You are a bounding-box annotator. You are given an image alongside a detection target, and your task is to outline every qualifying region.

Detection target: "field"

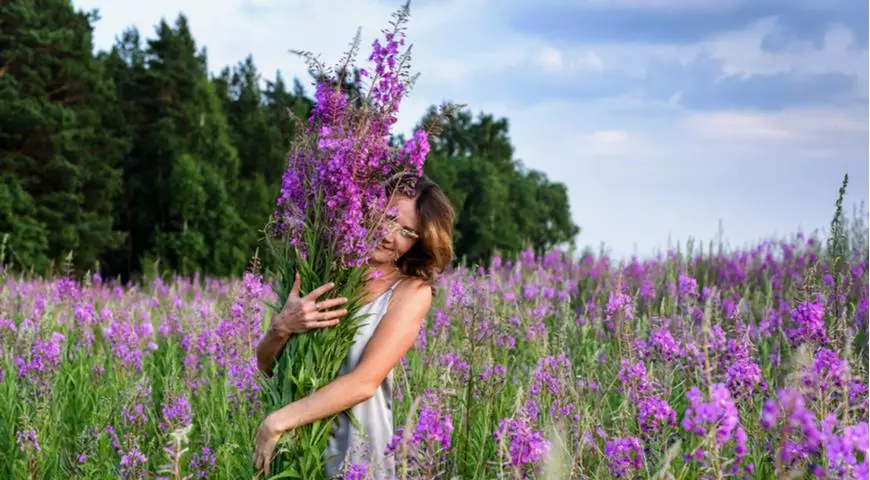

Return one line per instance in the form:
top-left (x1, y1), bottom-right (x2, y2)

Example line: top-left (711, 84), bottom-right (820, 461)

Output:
top-left (1, 233), bottom-right (868, 479)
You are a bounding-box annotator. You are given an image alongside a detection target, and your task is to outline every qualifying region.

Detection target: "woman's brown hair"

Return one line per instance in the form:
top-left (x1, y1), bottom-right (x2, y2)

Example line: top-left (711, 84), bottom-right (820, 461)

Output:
top-left (386, 174), bottom-right (454, 286)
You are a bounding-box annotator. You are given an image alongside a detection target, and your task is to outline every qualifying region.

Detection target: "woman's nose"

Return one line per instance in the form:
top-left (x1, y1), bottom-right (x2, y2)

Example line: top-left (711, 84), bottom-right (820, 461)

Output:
top-left (382, 229), bottom-right (396, 244)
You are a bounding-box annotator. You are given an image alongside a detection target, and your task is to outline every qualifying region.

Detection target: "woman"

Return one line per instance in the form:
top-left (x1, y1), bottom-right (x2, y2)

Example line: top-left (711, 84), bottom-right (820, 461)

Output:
top-left (252, 175), bottom-right (454, 478)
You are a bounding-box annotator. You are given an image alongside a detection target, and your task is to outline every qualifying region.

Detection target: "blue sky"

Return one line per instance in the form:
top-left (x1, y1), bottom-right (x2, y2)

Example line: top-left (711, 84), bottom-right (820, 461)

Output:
top-left (74, 0), bottom-right (869, 260)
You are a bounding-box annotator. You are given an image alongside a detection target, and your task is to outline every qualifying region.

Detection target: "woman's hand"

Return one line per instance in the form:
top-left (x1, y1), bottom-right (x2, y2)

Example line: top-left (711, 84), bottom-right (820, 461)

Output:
top-left (252, 413), bottom-right (284, 477)
top-left (256, 273), bottom-right (347, 375)
top-left (267, 272), bottom-right (348, 338)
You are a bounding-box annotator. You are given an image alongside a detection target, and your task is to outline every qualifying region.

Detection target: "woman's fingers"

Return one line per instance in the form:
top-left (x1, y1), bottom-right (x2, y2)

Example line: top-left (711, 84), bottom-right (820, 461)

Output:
top-left (304, 281), bottom-right (335, 301)
top-left (307, 318), bottom-right (341, 329)
top-left (316, 308), bottom-right (348, 321)
top-left (304, 308), bottom-right (346, 325)
top-left (289, 271), bottom-right (301, 297)
top-left (314, 297), bottom-right (348, 311)
top-left (252, 446), bottom-right (271, 476)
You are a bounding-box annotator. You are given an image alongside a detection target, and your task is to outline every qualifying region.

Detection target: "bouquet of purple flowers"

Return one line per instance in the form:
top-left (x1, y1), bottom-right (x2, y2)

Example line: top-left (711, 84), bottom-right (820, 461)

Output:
top-left (262, 3), bottom-right (452, 478)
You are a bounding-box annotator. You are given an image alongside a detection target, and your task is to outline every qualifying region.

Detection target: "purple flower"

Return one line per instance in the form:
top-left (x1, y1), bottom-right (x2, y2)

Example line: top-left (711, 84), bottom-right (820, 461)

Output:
top-left (605, 289), bottom-right (633, 330)
top-left (119, 447), bottom-right (148, 478)
top-left (15, 332), bottom-right (65, 393)
top-left (760, 389), bottom-right (823, 467)
top-left (637, 396), bottom-right (677, 435)
top-left (496, 334), bottom-right (516, 349)
top-left (386, 393), bottom-right (452, 476)
top-left (122, 403), bottom-right (148, 429)
top-left (787, 300), bottom-right (828, 347)
top-left (646, 326), bottom-right (682, 363)
top-left (477, 363), bottom-right (507, 393)
top-left (821, 420), bottom-right (868, 479)
top-left (529, 354), bottom-right (571, 398)
top-left (189, 447), bottom-right (216, 478)
top-left (16, 429), bottom-right (39, 452)
top-left (411, 405), bottom-right (453, 450)
top-left (678, 273), bottom-right (699, 299)
top-left (103, 320), bottom-right (147, 370)
top-left (227, 357), bottom-right (262, 410)
top-left (618, 360), bottom-right (653, 402)
top-left (604, 436), bottom-right (644, 479)
top-left (524, 354), bottom-right (577, 422)
top-left (725, 358), bottom-right (764, 399)
top-left (343, 462), bottom-right (368, 480)
top-left (801, 348), bottom-right (847, 398)
top-left (430, 309), bottom-right (451, 339)
top-left (0, 318), bottom-right (17, 340)
top-left (271, 20), bottom-right (431, 268)
top-left (681, 384), bottom-right (747, 464)
top-left (437, 352), bottom-right (470, 381)
top-left (493, 416), bottom-right (550, 468)
top-left (161, 393), bottom-right (192, 430)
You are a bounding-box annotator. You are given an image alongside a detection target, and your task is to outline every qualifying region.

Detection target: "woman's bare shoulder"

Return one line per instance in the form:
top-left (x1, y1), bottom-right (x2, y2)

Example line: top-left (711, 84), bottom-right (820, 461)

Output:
top-left (380, 276), bottom-right (432, 327)
top-left (393, 276), bottom-right (432, 303)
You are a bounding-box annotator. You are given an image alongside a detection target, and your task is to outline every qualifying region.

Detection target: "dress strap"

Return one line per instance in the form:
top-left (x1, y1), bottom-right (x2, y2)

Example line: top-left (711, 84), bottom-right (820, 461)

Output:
top-left (388, 276), bottom-right (405, 291)
top-left (383, 276), bottom-right (407, 303)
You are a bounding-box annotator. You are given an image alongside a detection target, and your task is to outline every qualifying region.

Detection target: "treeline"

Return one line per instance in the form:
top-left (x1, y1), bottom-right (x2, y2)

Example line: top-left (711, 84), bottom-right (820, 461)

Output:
top-left (0, 0), bottom-right (579, 281)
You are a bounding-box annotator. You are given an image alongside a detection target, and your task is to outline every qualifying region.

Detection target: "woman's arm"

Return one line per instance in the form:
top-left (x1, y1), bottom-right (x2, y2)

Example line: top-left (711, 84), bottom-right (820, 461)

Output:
top-left (256, 325), bottom-right (290, 376)
top-left (253, 278), bottom-right (432, 471)
top-left (269, 279), bottom-right (430, 429)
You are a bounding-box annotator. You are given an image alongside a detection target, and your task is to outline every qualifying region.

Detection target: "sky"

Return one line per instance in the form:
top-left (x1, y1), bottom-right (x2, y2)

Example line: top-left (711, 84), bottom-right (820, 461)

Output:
top-left (73, 0), bottom-right (869, 261)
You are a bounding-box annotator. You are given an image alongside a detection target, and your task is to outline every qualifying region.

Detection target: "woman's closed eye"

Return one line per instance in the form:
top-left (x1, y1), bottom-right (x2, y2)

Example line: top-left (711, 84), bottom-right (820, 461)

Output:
top-left (398, 227), bottom-right (419, 240)
top-left (387, 219), bottom-right (418, 240)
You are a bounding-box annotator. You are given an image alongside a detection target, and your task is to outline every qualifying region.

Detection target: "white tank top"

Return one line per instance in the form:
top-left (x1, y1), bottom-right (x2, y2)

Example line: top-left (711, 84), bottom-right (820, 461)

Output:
top-left (323, 280), bottom-right (401, 479)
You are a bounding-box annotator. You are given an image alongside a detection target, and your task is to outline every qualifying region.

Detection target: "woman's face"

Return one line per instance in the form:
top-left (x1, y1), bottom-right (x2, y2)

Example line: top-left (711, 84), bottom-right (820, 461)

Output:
top-left (372, 196), bottom-right (420, 265)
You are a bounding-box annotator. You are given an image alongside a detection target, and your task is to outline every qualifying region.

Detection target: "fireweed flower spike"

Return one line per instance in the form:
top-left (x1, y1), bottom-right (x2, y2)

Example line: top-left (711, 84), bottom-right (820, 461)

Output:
top-left (261, 3), bottom-right (458, 478)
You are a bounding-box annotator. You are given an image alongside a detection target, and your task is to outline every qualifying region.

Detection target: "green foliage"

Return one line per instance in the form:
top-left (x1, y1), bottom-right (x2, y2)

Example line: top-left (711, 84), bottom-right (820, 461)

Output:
top-left (0, 0), bottom-right (129, 273)
top-left (101, 16), bottom-right (251, 278)
top-left (827, 174), bottom-right (849, 267)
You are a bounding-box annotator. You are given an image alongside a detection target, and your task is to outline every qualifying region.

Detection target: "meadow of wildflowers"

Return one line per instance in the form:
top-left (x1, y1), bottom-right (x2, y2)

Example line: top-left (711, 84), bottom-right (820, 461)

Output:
top-left (1, 227), bottom-right (867, 479)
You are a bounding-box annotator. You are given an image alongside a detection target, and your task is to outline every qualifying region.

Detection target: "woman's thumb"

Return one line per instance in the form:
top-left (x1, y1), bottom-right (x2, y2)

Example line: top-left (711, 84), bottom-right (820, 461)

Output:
top-left (291, 271), bottom-right (301, 296)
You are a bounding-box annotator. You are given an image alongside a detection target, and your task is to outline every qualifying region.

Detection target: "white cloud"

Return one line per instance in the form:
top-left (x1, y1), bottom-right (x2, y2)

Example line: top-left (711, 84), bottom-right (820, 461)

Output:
top-left (590, 130), bottom-right (630, 144)
top-left (555, 15), bottom-right (867, 85)
top-left (685, 107), bottom-right (868, 143)
top-left (534, 45), bottom-right (604, 74)
top-left (573, 50), bottom-right (605, 72)
top-left (572, 130), bottom-right (635, 156)
top-left (701, 17), bottom-right (868, 78)
top-left (687, 111), bottom-right (798, 141)
top-left (537, 46), bottom-right (564, 71)
top-left (537, 0), bottom-right (731, 9)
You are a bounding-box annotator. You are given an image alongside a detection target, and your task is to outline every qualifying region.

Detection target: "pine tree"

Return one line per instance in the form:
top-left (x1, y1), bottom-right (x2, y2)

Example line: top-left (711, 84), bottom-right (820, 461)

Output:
top-left (263, 73), bottom-right (314, 153)
top-left (0, 0), bottom-right (129, 274)
top-left (98, 28), bottom-right (150, 278)
top-left (214, 56), bottom-right (283, 258)
top-left (107, 14), bottom-right (249, 277)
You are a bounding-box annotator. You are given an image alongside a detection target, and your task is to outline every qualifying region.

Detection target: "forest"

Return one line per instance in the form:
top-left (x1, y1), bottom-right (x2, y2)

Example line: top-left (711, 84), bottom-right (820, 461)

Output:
top-left (0, 1), bottom-right (579, 280)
